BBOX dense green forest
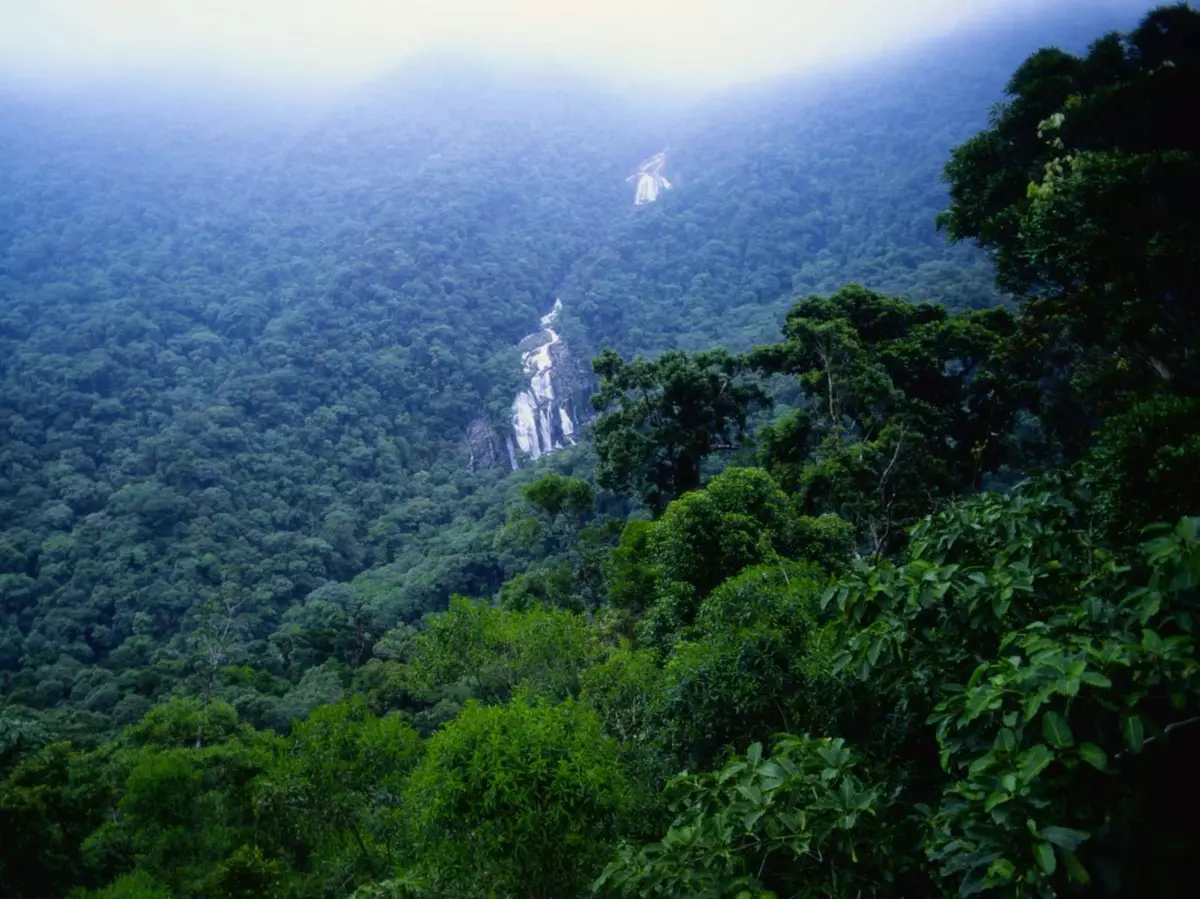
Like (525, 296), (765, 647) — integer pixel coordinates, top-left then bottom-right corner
(3, 2), (1199, 897)
(0, 20), (1036, 734)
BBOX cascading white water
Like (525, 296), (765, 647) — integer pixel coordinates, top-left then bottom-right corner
(510, 299), (576, 463)
(627, 150), (672, 205)
(512, 390), (540, 458)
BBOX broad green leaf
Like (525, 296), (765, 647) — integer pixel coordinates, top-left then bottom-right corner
(1033, 841), (1057, 875)
(1121, 715), (1145, 754)
(989, 857), (1016, 881)
(866, 636), (883, 666)
(964, 689), (995, 721)
(757, 760), (785, 792)
(1137, 592), (1161, 625)
(737, 783), (763, 805)
(1062, 849), (1091, 885)
(1017, 744), (1054, 784)
(993, 728), (1016, 753)
(967, 662), (989, 690)
(1078, 742), (1107, 770)
(1141, 629), (1163, 653)
(1079, 671), (1112, 689)
(1042, 711), (1074, 749)
(968, 754), (995, 778)
(985, 791), (1010, 812)
(1041, 826), (1088, 851)
(1022, 691), (1048, 723)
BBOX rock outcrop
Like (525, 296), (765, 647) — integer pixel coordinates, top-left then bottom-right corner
(464, 418), (516, 471)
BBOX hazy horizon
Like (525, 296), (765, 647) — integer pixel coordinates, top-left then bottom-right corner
(0, 0), (1163, 99)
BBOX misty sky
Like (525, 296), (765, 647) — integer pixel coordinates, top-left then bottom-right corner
(0, 0), (1152, 91)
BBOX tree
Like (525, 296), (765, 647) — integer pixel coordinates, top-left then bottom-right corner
(749, 285), (1021, 552)
(612, 467), (852, 649)
(654, 563), (838, 770)
(521, 473), (595, 521)
(1085, 394), (1200, 543)
(78, 700), (276, 899)
(252, 697), (423, 894)
(590, 348), (766, 513)
(406, 597), (596, 707)
(832, 487), (1200, 896)
(596, 734), (896, 899)
(403, 699), (629, 898)
(0, 741), (112, 899)
(940, 4), (1200, 422)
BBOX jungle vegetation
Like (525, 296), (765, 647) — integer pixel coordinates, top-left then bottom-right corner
(2, 4), (1198, 898)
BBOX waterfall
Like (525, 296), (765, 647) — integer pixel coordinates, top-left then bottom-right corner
(627, 150), (672, 205)
(510, 299), (577, 462)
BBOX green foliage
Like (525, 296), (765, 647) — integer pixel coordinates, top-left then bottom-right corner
(656, 564), (837, 769)
(755, 408), (813, 493)
(406, 597), (597, 709)
(5, 9), (1200, 899)
(82, 871), (171, 899)
(596, 734), (895, 899)
(0, 5), (1018, 733)
(826, 484), (1200, 896)
(749, 284), (1021, 552)
(941, 3), (1200, 419)
(624, 468), (852, 650)
(404, 699), (629, 898)
(925, 516), (1200, 896)
(580, 647), (664, 746)
(607, 519), (660, 616)
(651, 468), (796, 601)
(1086, 394), (1200, 540)
(523, 473), (596, 519)
(0, 741), (112, 898)
(78, 701), (275, 898)
(253, 697), (423, 893)
(0, 710), (47, 771)
(591, 349), (767, 513)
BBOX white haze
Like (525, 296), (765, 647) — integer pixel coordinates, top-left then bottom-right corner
(0, 0), (1144, 93)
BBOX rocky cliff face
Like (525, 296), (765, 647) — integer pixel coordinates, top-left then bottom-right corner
(463, 418), (517, 471)
(627, 150), (672, 205)
(464, 298), (588, 470)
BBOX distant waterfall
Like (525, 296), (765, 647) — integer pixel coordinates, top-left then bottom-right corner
(627, 150), (672, 205)
(509, 299), (577, 464)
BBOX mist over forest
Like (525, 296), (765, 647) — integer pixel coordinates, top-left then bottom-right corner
(2, 2), (1198, 897)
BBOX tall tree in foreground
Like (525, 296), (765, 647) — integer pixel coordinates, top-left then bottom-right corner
(749, 285), (1021, 553)
(940, 3), (1200, 438)
(403, 699), (629, 898)
(590, 349), (765, 514)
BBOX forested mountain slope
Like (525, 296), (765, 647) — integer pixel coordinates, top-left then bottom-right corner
(560, 4), (1145, 355)
(0, 75), (629, 729)
(3, 3), (1197, 898)
(0, 4), (1149, 736)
